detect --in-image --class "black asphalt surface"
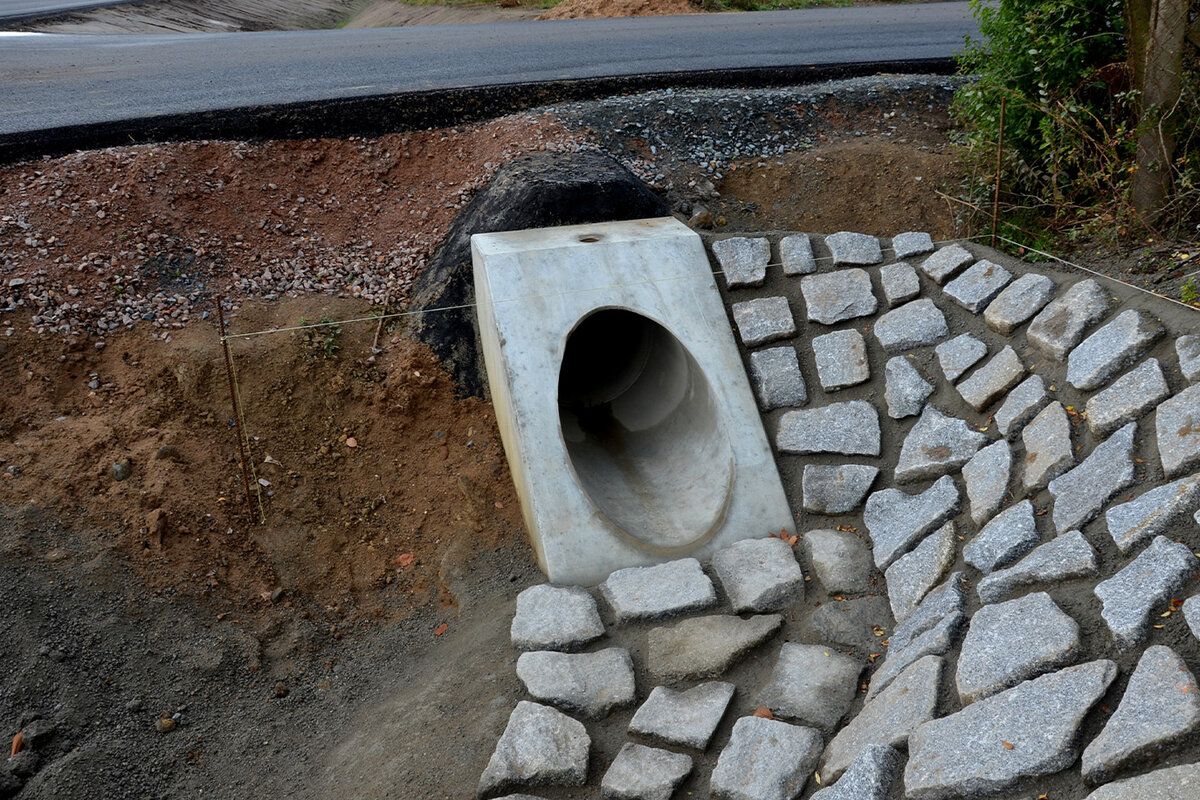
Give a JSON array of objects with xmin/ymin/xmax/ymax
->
[{"xmin": 0, "ymin": 0, "xmax": 132, "ymax": 20}]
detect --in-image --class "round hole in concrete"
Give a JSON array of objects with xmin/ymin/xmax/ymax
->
[{"xmin": 558, "ymin": 309, "xmax": 734, "ymax": 551}]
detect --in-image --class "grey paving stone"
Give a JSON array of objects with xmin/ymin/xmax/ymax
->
[
  {"xmin": 934, "ymin": 333, "xmax": 987, "ymax": 382},
  {"xmin": 872, "ymin": 298, "xmax": 949, "ymax": 353},
  {"xmin": 516, "ymin": 648, "xmax": 637, "ymax": 719},
  {"xmin": 1186, "ymin": 595, "xmax": 1200, "ymax": 641},
  {"xmin": 1049, "ymin": 421, "xmax": 1137, "ymax": 534},
  {"xmin": 812, "ymin": 328, "xmax": 870, "ymax": 391},
  {"xmin": 918, "ymin": 243, "xmax": 974, "ymax": 284},
  {"xmin": 885, "ymin": 521, "xmax": 955, "ymax": 624},
  {"xmin": 995, "ymin": 374, "xmax": 1049, "ymax": 440},
  {"xmin": 1177, "ymin": 334, "xmax": 1200, "ymax": 382},
  {"xmin": 758, "ymin": 642, "xmax": 863, "ymax": 729},
  {"xmin": 748, "ymin": 346, "xmax": 807, "ymax": 410},
  {"xmin": 777, "ymin": 401, "xmax": 880, "ymax": 456},
  {"xmin": 863, "ymin": 475, "xmax": 960, "ymax": 569},
  {"xmin": 879, "ymin": 262, "xmax": 919, "ymax": 308},
  {"xmin": 811, "ymin": 596, "xmax": 894, "ymax": 652},
  {"xmin": 1085, "ymin": 762, "xmax": 1200, "ymax": 799},
  {"xmin": 731, "ymin": 296, "xmax": 796, "ymax": 348},
  {"xmin": 802, "ymin": 464, "xmax": 879, "ymax": 515},
  {"xmin": 984, "ymin": 272, "xmax": 1057, "ymax": 335},
  {"xmin": 905, "ymin": 660, "xmax": 1117, "ymax": 799},
  {"xmin": 976, "ymin": 530, "xmax": 1099, "ymax": 604},
  {"xmin": 867, "ymin": 609, "xmax": 962, "ymax": 701},
  {"xmin": 825, "ymin": 231, "xmax": 883, "ymax": 266},
  {"xmin": 964, "ymin": 440, "xmax": 1011, "ymax": 526},
  {"xmin": 511, "ymin": 584, "xmax": 605, "ymax": 652},
  {"xmin": 955, "ymin": 592, "xmax": 1081, "ymax": 703},
  {"xmin": 884, "ymin": 356, "xmax": 933, "ymax": 419},
  {"xmin": 894, "ymin": 406, "xmax": 987, "ymax": 482},
  {"xmin": 1086, "ymin": 358, "xmax": 1169, "ymax": 438},
  {"xmin": 1021, "ymin": 401, "xmax": 1074, "ymax": 492},
  {"xmin": 1157, "ymin": 383, "xmax": 1200, "ymax": 477},
  {"xmin": 964, "ymin": 499, "xmax": 1041, "ymax": 574},
  {"xmin": 600, "ymin": 558, "xmax": 717, "ymax": 624},
  {"xmin": 801, "ymin": 268, "xmax": 878, "ymax": 325},
  {"xmin": 1106, "ymin": 472, "xmax": 1200, "ymax": 554},
  {"xmin": 600, "ymin": 743, "xmax": 692, "ymax": 800},
  {"xmin": 956, "ymin": 345, "xmax": 1026, "ymax": 411},
  {"xmin": 628, "ymin": 681, "xmax": 735, "ymax": 751},
  {"xmin": 713, "ymin": 236, "xmax": 770, "ymax": 288},
  {"xmin": 1095, "ymin": 535, "xmax": 1199, "ymax": 648},
  {"xmin": 711, "ymin": 717, "xmax": 822, "ymax": 800},
  {"xmin": 887, "ymin": 573, "xmax": 965, "ymax": 656},
  {"xmin": 780, "ymin": 233, "xmax": 816, "ymax": 276},
  {"xmin": 493, "ymin": 795, "xmax": 547, "ymax": 800},
  {"xmin": 712, "ymin": 536, "xmax": 805, "ymax": 614},
  {"xmin": 647, "ymin": 614, "xmax": 783, "ymax": 682},
  {"xmin": 804, "ymin": 528, "xmax": 876, "ymax": 594},
  {"xmin": 1082, "ymin": 645, "xmax": 1200, "ymax": 784},
  {"xmin": 891, "ymin": 231, "xmax": 935, "ymax": 260},
  {"xmin": 478, "ymin": 701, "xmax": 590, "ymax": 797},
  {"xmin": 820, "ymin": 655, "xmax": 944, "ymax": 782},
  {"xmin": 1027, "ymin": 278, "xmax": 1114, "ymax": 361},
  {"xmin": 943, "ymin": 259, "xmax": 1013, "ymax": 313},
  {"xmin": 1067, "ymin": 309, "xmax": 1165, "ymax": 391},
  {"xmin": 810, "ymin": 744, "xmax": 899, "ymax": 800}
]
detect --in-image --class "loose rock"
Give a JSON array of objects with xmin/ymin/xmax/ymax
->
[
  {"xmin": 824, "ymin": 231, "xmax": 882, "ymax": 266},
  {"xmin": 711, "ymin": 537, "xmax": 804, "ymax": 614},
  {"xmin": 599, "ymin": 558, "xmax": 716, "ymax": 624},
  {"xmin": 885, "ymin": 521, "xmax": 955, "ymax": 624},
  {"xmin": 934, "ymin": 333, "xmax": 986, "ymax": 383},
  {"xmin": 994, "ymin": 374, "xmax": 1049, "ymax": 440},
  {"xmin": 891, "ymin": 231, "xmax": 934, "ymax": 260},
  {"xmin": 515, "ymin": 648, "xmax": 636, "ymax": 719},
  {"xmin": 758, "ymin": 642, "xmax": 862, "ymax": 729},
  {"xmin": 647, "ymin": 614, "xmax": 782, "ymax": 682},
  {"xmin": 811, "ymin": 596, "xmax": 894, "ymax": 653},
  {"xmin": 983, "ymin": 272, "xmax": 1056, "ymax": 335},
  {"xmin": 731, "ymin": 296, "xmax": 796, "ymax": 348},
  {"xmin": 748, "ymin": 347, "xmax": 808, "ymax": 410},
  {"xmin": 1048, "ymin": 421, "xmax": 1137, "ymax": 534},
  {"xmin": 713, "ymin": 236, "xmax": 770, "ymax": 288},
  {"xmin": 883, "ymin": 356, "xmax": 933, "ymax": 419},
  {"xmin": 600, "ymin": 743, "xmax": 691, "ymax": 800},
  {"xmin": 478, "ymin": 701, "xmax": 590, "ymax": 797},
  {"xmin": 863, "ymin": 475, "xmax": 960, "ymax": 569},
  {"xmin": 1094, "ymin": 535, "xmax": 1198, "ymax": 648},
  {"xmin": 963, "ymin": 440, "xmax": 1011, "ymax": 526},
  {"xmin": 1156, "ymin": 383, "xmax": 1200, "ymax": 477},
  {"xmin": 777, "ymin": 401, "xmax": 880, "ymax": 456},
  {"xmin": 879, "ymin": 262, "xmax": 919, "ymax": 308},
  {"xmin": 711, "ymin": 717, "xmax": 822, "ymax": 800},
  {"xmin": 1066, "ymin": 308, "xmax": 1164, "ymax": 391},
  {"xmin": 1021, "ymin": 401, "xmax": 1074, "ymax": 492},
  {"xmin": 1105, "ymin": 472, "xmax": 1200, "ymax": 554},
  {"xmin": 976, "ymin": 531, "xmax": 1099, "ymax": 604},
  {"xmin": 1085, "ymin": 358, "xmax": 1169, "ymax": 438},
  {"xmin": 812, "ymin": 329, "xmax": 870, "ymax": 391},
  {"xmin": 956, "ymin": 345, "xmax": 1025, "ymax": 411},
  {"xmin": 942, "ymin": 258, "xmax": 1012, "ymax": 314},
  {"xmin": 1177, "ymin": 334, "xmax": 1200, "ymax": 382},
  {"xmin": 918, "ymin": 243, "xmax": 974, "ymax": 284},
  {"xmin": 1027, "ymin": 278, "xmax": 1113, "ymax": 361},
  {"xmin": 873, "ymin": 298, "xmax": 949, "ymax": 353},
  {"xmin": 963, "ymin": 499, "xmax": 1040, "ymax": 574},
  {"xmin": 628, "ymin": 681, "xmax": 735, "ymax": 750},
  {"xmin": 801, "ymin": 464, "xmax": 878, "ymax": 515},
  {"xmin": 510, "ymin": 584, "xmax": 605, "ymax": 652},
  {"xmin": 800, "ymin": 269, "xmax": 877, "ymax": 325},
  {"xmin": 894, "ymin": 406, "xmax": 987, "ymax": 483},
  {"xmin": 1084, "ymin": 762, "xmax": 1200, "ymax": 799},
  {"xmin": 780, "ymin": 233, "xmax": 816, "ymax": 275}
]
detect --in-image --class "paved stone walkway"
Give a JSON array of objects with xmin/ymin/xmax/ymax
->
[{"xmin": 476, "ymin": 231, "xmax": 1200, "ymax": 799}]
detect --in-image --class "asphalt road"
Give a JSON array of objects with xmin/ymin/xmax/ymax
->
[
  {"xmin": 0, "ymin": 0, "xmax": 132, "ymax": 20},
  {"xmin": 0, "ymin": 3, "xmax": 974, "ymax": 131}
]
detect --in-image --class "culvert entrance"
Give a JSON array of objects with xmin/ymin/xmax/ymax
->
[{"xmin": 557, "ymin": 308, "xmax": 734, "ymax": 551}]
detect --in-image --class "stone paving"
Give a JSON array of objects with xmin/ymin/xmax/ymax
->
[{"xmin": 477, "ymin": 231, "xmax": 1200, "ymax": 799}]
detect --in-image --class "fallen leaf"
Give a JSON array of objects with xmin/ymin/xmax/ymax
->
[
  {"xmin": 394, "ymin": 553, "xmax": 415, "ymax": 568},
  {"xmin": 1002, "ymin": 741, "xmax": 1014, "ymax": 750},
  {"xmin": 433, "ymin": 622, "xmax": 448, "ymax": 636},
  {"xmin": 345, "ymin": 437, "xmax": 358, "ymax": 448},
  {"xmin": 752, "ymin": 706, "xmax": 774, "ymax": 719},
  {"xmin": 813, "ymin": 772, "xmax": 822, "ymax": 785},
  {"xmin": 10, "ymin": 730, "xmax": 21, "ymax": 757}
]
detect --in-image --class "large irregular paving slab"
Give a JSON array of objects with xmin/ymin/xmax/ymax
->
[
  {"xmin": 905, "ymin": 660, "xmax": 1117, "ymax": 799},
  {"xmin": 825, "ymin": 231, "xmax": 883, "ymax": 266},
  {"xmin": 600, "ymin": 558, "xmax": 717, "ymax": 624},
  {"xmin": 810, "ymin": 744, "xmax": 899, "ymax": 800},
  {"xmin": 800, "ymin": 268, "xmax": 878, "ymax": 325},
  {"xmin": 894, "ymin": 406, "xmax": 987, "ymax": 483},
  {"xmin": 802, "ymin": 464, "xmax": 878, "ymax": 515},
  {"xmin": 1106, "ymin": 472, "xmax": 1200, "ymax": 554},
  {"xmin": 710, "ymin": 716, "xmax": 822, "ymax": 800},
  {"xmin": 811, "ymin": 596, "xmax": 894, "ymax": 653},
  {"xmin": 812, "ymin": 328, "xmax": 870, "ymax": 391},
  {"xmin": 758, "ymin": 642, "xmax": 862, "ymax": 729},
  {"xmin": 1085, "ymin": 762, "xmax": 1200, "ymax": 799},
  {"xmin": 955, "ymin": 592, "xmax": 1081, "ymax": 704},
  {"xmin": 868, "ymin": 599, "xmax": 964, "ymax": 700},
  {"xmin": 984, "ymin": 272, "xmax": 1057, "ymax": 335},
  {"xmin": 1066, "ymin": 308, "xmax": 1165, "ymax": 391},
  {"xmin": 884, "ymin": 356, "xmax": 933, "ymax": 418},
  {"xmin": 516, "ymin": 648, "xmax": 637, "ymax": 718},
  {"xmin": 819, "ymin": 655, "xmax": 944, "ymax": 783},
  {"xmin": 1185, "ymin": 595, "xmax": 1200, "ymax": 641},
  {"xmin": 748, "ymin": 347, "xmax": 808, "ymax": 410},
  {"xmin": 804, "ymin": 529, "xmax": 876, "ymax": 593},
  {"xmin": 1085, "ymin": 358, "xmax": 1169, "ymax": 438},
  {"xmin": 956, "ymin": 345, "xmax": 1026, "ymax": 411},
  {"xmin": 731, "ymin": 296, "xmax": 796, "ymax": 347},
  {"xmin": 864, "ymin": 475, "xmax": 960, "ymax": 569},
  {"xmin": 879, "ymin": 262, "xmax": 919, "ymax": 307},
  {"xmin": 995, "ymin": 374, "xmax": 1049, "ymax": 440},
  {"xmin": 780, "ymin": 233, "xmax": 817, "ymax": 276},
  {"xmin": 943, "ymin": 258, "xmax": 1013, "ymax": 313},
  {"xmin": 1048, "ymin": 421, "xmax": 1137, "ymax": 534},
  {"xmin": 712, "ymin": 537, "xmax": 805, "ymax": 613},
  {"xmin": 1156, "ymin": 383, "xmax": 1200, "ymax": 477},
  {"xmin": 1095, "ymin": 535, "xmax": 1199, "ymax": 648},
  {"xmin": 918, "ymin": 243, "xmax": 974, "ymax": 284},
  {"xmin": 713, "ymin": 236, "xmax": 770, "ymax": 288},
  {"xmin": 885, "ymin": 521, "xmax": 956, "ymax": 624},
  {"xmin": 1081, "ymin": 645, "xmax": 1200, "ymax": 784},
  {"xmin": 600, "ymin": 743, "xmax": 692, "ymax": 800},
  {"xmin": 478, "ymin": 701, "xmax": 590, "ymax": 798},
  {"xmin": 963, "ymin": 499, "xmax": 1040, "ymax": 574},
  {"xmin": 976, "ymin": 530, "xmax": 1099, "ymax": 604},
  {"xmin": 647, "ymin": 614, "xmax": 783, "ymax": 682},
  {"xmin": 891, "ymin": 231, "xmax": 935, "ymax": 260},
  {"xmin": 873, "ymin": 298, "xmax": 949, "ymax": 353},
  {"xmin": 935, "ymin": 333, "xmax": 987, "ymax": 382},
  {"xmin": 511, "ymin": 584, "xmax": 605, "ymax": 652},
  {"xmin": 963, "ymin": 440, "xmax": 1011, "ymax": 526},
  {"xmin": 887, "ymin": 573, "xmax": 966, "ymax": 657},
  {"xmin": 1178, "ymin": 334, "xmax": 1200, "ymax": 382},
  {"xmin": 628, "ymin": 681, "xmax": 735, "ymax": 750},
  {"xmin": 1021, "ymin": 401, "xmax": 1074, "ymax": 492},
  {"xmin": 1027, "ymin": 278, "xmax": 1113, "ymax": 361},
  {"xmin": 777, "ymin": 401, "xmax": 880, "ymax": 456}
]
